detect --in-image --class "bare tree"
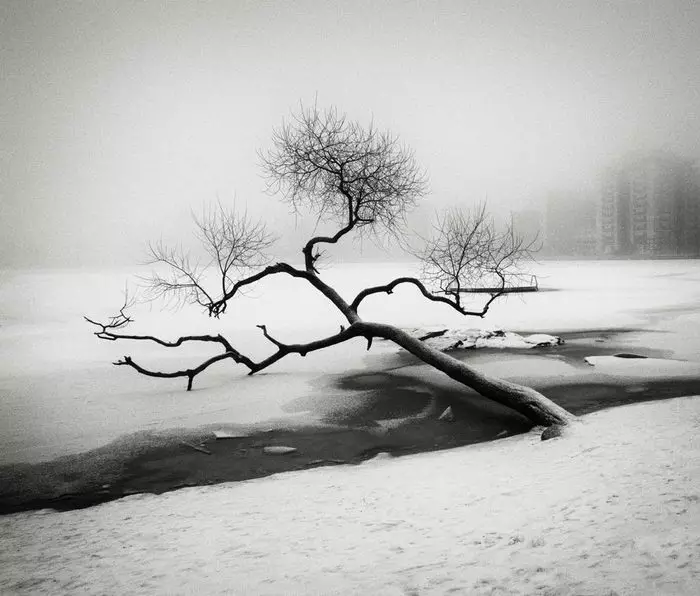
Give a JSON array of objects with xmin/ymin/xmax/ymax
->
[
  {"xmin": 87, "ymin": 104, "xmax": 574, "ymax": 429},
  {"xmin": 417, "ymin": 203, "xmax": 537, "ymax": 312},
  {"xmin": 261, "ymin": 104, "xmax": 425, "ymax": 273},
  {"xmin": 141, "ymin": 203, "xmax": 276, "ymax": 313}
]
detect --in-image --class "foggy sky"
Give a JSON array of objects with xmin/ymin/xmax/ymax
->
[{"xmin": 2, "ymin": 0, "xmax": 700, "ymax": 267}]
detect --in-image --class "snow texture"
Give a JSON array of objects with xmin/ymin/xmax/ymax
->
[
  {"xmin": 403, "ymin": 327, "xmax": 563, "ymax": 351},
  {"xmin": 2, "ymin": 396, "xmax": 699, "ymax": 595}
]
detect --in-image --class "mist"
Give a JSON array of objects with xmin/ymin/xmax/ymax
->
[{"xmin": 2, "ymin": 0, "xmax": 700, "ymax": 267}]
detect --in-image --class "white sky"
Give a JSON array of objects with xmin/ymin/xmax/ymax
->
[{"xmin": 2, "ymin": 0, "xmax": 700, "ymax": 266}]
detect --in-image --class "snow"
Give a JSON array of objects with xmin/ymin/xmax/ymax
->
[
  {"xmin": 3, "ymin": 260, "xmax": 700, "ymax": 464},
  {"xmin": 1, "ymin": 395, "xmax": 698, "ymax": 595},
  {"xmin": 345, "ymin": 259, "xmax": 700, "ymax": 335},
  {"xmin": 402, "ymin": 327, "xmax": 563, "ymax": 351},
  {"xmin": 2, "ymin": 260, "xmax": 700, "ymax": 592}
]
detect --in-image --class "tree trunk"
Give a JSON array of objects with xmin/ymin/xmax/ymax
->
[{"xmin": 356, "ymin": 321, "xmax": 574, "ymax": 427}]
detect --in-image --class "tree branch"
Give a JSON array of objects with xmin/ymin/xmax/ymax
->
[
  {"xmin": 248, "ymin": 324, "xmax": 366, "ymax": 374},
  {"xmin": 350, "ymin": 276, "xmax": 504, "ymax": 318},
  {"xmin": 209, "ymin": 261, "xmax": 360, "ymax": 324},
  {"xmin": 86, "ymin": 303, "xmax": 368, "ymax": 389},
  {"xmin": 413, "ymin": 202, "xmax": 537, "ymax": 313},
  {"xmin": 140, "ymin": 204, "xmax": 275, "ymax": 313},
  {"xmin": 115, "ymin": 353, "xmax": 237, "ymax": 392},
  {"xmin": 260, "ymin": 103, "xmax": 426, "ymax": 274},
  {"xmin": 302, "ymin": 216, "xmax": 356, "ymax": 273}
]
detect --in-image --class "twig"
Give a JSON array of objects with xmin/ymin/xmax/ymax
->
[{"xmin": 180, "ymin": 441, "xmax": 212, "ymax": 455}]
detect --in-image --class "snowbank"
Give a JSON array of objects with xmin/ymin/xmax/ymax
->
[
  {"xmin": 2, "ymin": 396, "xmax": 698, "ymax": 595},
  {"xmin": 402, "ymin": 327, "xmax": 563, "ymax": 351}
]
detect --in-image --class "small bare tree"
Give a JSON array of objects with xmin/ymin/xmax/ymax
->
[
  {"xmin": 141, "ymin": 203, "xmax": 275, "ymax": 312},
  {"xmin": 87, "ymin": 104, "xmax": 573, "ymax": 428},
  {"xmin": 418, "ymin": 204, "xmax": 536, "ymax": 309}
]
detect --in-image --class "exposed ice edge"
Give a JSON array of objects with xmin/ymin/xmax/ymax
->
[{"xmin": 397, "ymin": 327, "xmax": 564, "ymax": 351}]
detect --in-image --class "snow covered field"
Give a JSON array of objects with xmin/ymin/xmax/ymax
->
[{"xmin": 2, "ymin": 259, "xmax": 700, "ymax": 464}]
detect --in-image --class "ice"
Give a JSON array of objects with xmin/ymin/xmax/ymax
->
[
  {"xmin": 2, "ymin": 259, "xmax": 700, "ymax": 464},
  {"xmin": 584, "ymin": 355, "xmax": 700, "ymax": 378},
  {"xmin": 1, "ymin": 396, "xmax": 698, "ymax": 595}
]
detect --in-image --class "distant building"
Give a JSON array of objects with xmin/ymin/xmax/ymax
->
[
  {"xmin": 543, "ymin": 192, "xmax": 597, "ymax": 256},
  {"xmin": 600, "ymin": 152, "xmax": 700, "ymax": 256}
]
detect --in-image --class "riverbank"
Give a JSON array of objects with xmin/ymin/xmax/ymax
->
[{"xmin": 2, "ymin": 394, "xmax": 698, "ymax": 595}]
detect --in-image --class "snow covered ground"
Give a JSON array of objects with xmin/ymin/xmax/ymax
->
[
  {"xmin": 2, "ymin": 259, "xmax": 700, "ymax": 465},
  {"xmin": 1, "ymin": 395, "xmax": 698, "ymax": 595},
  {"xmin": 2, "ymin": 260, "xmax": 700, "ymax": 593}
]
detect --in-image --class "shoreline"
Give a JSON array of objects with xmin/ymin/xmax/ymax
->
[
  {"xmin": 2, "ymin": 395, "xmax": 699, "ymax": 594},
  {"xmin": 3, "ymin": 326, "xmax": 700, "ymax": 515}
]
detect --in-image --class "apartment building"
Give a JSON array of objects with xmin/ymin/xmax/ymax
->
[{"xmin": 600, "ymin": 153, "xmax": 700, "ymax": 256}]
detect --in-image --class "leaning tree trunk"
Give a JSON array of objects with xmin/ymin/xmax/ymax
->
[{"xmin": 355, "ymin": 321, "xmax": 574, "ymax": 427}]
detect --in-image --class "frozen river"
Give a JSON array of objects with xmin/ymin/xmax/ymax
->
[{"xmin": 2, "ymin": 259, "xmax": 700, "ymax": 464}]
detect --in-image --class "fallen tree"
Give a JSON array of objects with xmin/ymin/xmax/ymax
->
[{"xmin": 87, "ymin": 104, "xmax": 574, "ymax": 429}]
